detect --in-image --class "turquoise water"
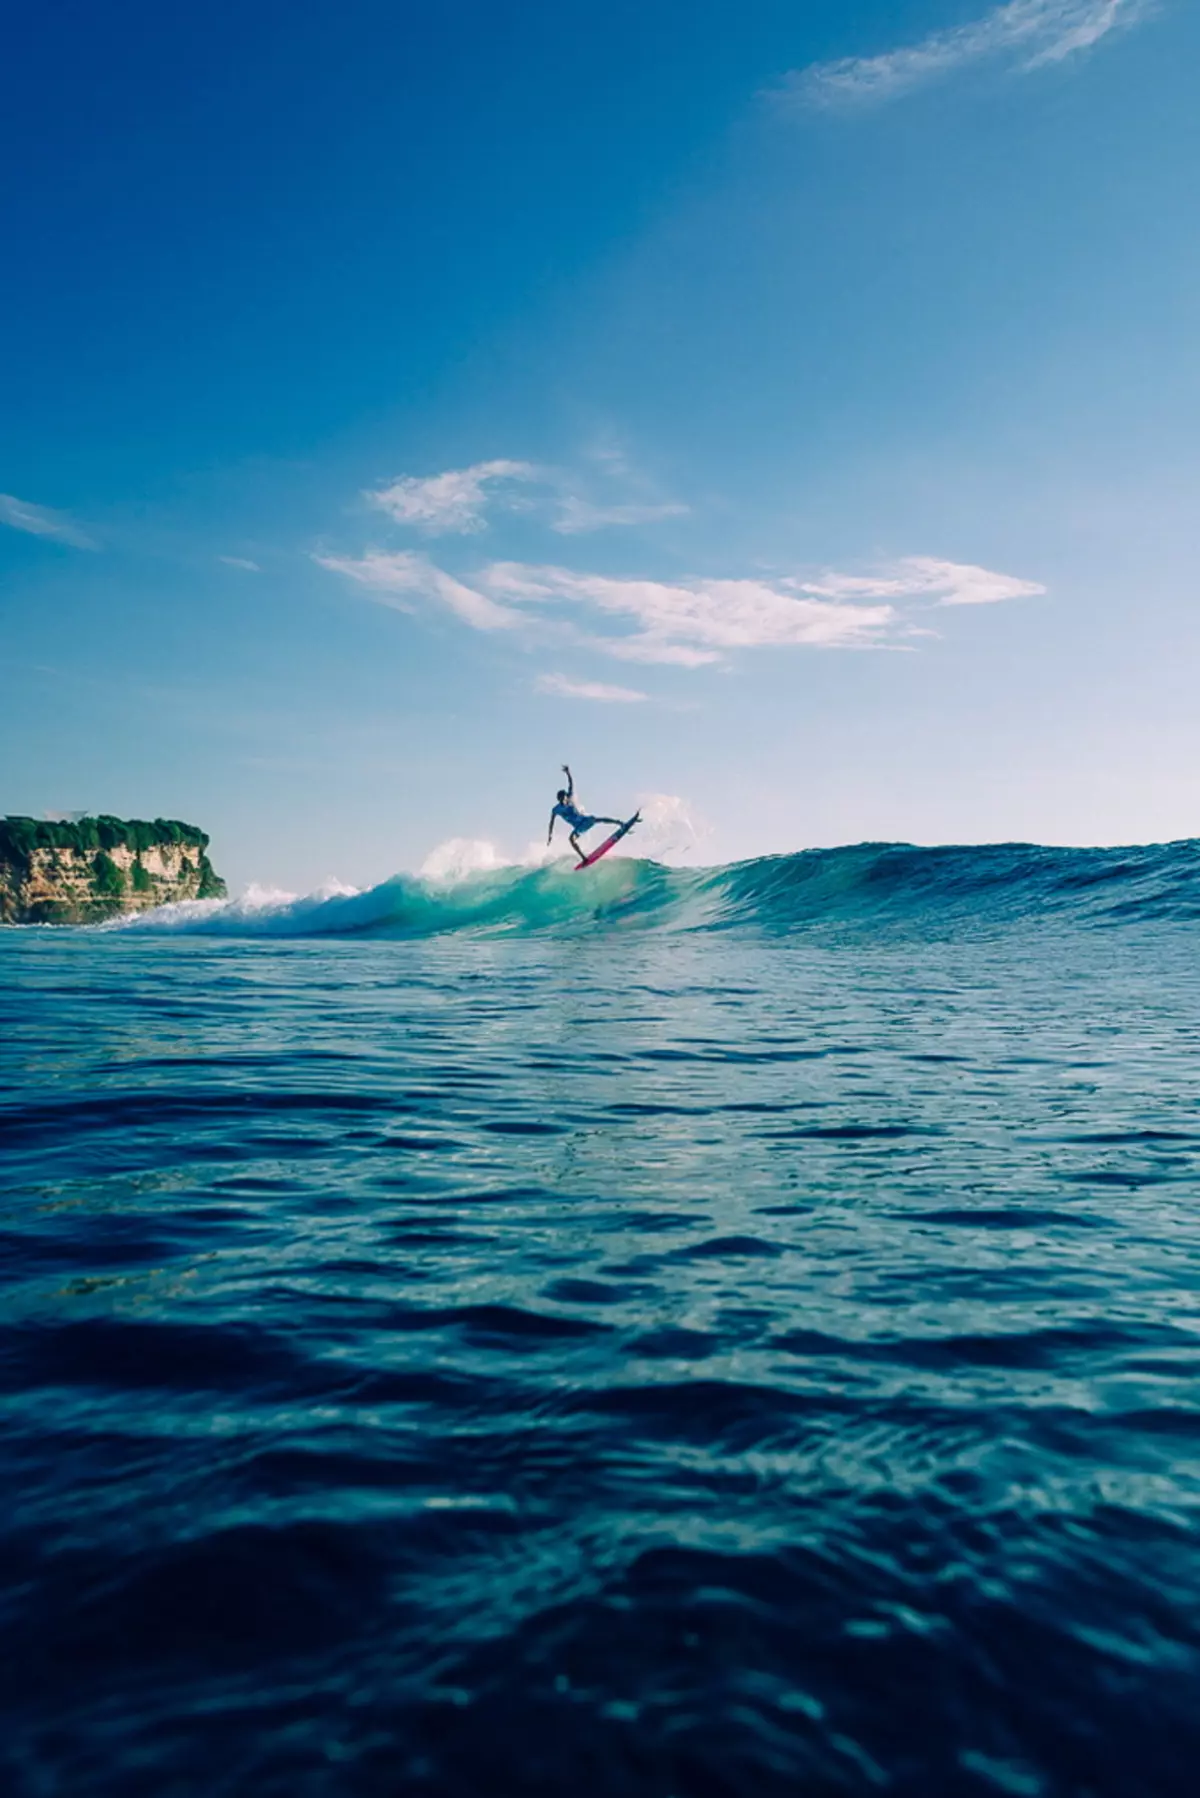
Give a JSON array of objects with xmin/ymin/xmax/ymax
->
[{"xmin": 2, "ymin": 843, "xmax": 1200, "ymax": 1795}]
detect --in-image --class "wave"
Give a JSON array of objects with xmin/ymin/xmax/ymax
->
[{"xmin": 108, "ymin": 839, "xmax": 1200, "ymax": 940}]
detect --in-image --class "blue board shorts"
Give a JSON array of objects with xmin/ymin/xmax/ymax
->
[{"xmin": 570, "ymin": 814, "xmax": 597, "ymax": 833}]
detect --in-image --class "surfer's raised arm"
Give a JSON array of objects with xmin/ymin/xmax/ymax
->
[{"xmin": 548, "ymin": 765, "xmax": 573, "ymax": 843}]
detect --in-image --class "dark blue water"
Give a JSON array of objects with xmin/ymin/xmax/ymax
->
[{"xmin": 3, "ymin": 844, "xmax": 1200, "ymax": 1796}]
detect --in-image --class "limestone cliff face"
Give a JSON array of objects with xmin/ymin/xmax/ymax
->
[{"xmin": 0, "ymin": 817, "xmax": 226, "ymax": 924}]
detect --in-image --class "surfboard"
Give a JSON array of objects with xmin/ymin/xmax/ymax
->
[{"xmin": 574, "ymin": 813, "xmax": 641, "ymax": 871}]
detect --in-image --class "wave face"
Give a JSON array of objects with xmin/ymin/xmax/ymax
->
[{"xmin": 114, "ymin": 838, "xmax": 1200, "ymax": 938}]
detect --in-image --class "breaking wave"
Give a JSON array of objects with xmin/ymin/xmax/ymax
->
[{"xmin": 110, "ymin": 839, "xmax": 1200, "ymax": 939}]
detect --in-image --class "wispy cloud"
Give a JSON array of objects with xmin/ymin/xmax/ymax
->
[
  {"xmin": 0, "ymin": 492, "xmax": 97, "ymax": 550},
  {"xmin": 218, "ymin": 555, "xmax": 261, "ymax": 572},
  {"xmin": 313, "ymin": 549, "xmax": 522, "ymax": 631},
  {"xmin": 536, "ymin": 673, "xmax": 649, "ymax": 703},
  {"xmin": 364, "ymin": 460, "xmax": 539, "ymax": 535},
  {"xmin": 363, "ymin": 452, "xmax": 687, "ymax": 539},
  {"xmin": 788, "ymin": 0, "xmax": 1151, "ymax": 107},
  {"xmin": 800, "ymin": 557, "xmax": 1045, "ymax": 606},
  {"xmin": 319, "ymin": 547, "xmax": 1042, "ymax": 666},
  {"xmin": 551, "ymin": 497, "xmax": 689, "ymax": 535},
  {"xmin": 484, "ymin": 563, "xmax": 899, "ymax": 663}
]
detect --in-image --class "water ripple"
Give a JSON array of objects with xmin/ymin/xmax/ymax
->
[{"xmin": 1, "ymin": 924, "xmax": 1199, "ymax": 1794}]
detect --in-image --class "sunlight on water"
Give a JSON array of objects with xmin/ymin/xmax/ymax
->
[{"xmin": 3, "ymin": 858, "xmax": 1200, "ymax": 1795}]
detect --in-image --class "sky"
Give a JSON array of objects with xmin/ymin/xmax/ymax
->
[{"xmin": 2, "ymin": 0, "xmax": 1198, "ymax": 890}]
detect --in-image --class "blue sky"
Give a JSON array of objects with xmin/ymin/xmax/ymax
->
[{"xmin": 2, "ymin": 0, "xmax": 1197, "ymax": 889}]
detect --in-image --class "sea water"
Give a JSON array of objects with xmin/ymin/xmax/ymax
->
[{"xmin": 2, "ymin": 842, "xmax": 1200, "ymax": 1796}]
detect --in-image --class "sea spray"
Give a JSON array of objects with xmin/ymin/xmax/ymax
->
[{"xmin": 107, "ymin": 838, "xmax": 1200, "ymax": 939}]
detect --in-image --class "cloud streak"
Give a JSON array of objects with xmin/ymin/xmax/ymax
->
[
  {"xmin": 313, "ymin": 549, "xmax": 522, "ymax": 632},
  {"xmin": 800, "ymin": 557, "xmax": 1045, "ymax": 607},
  {"xmin": 484, "ymin": 563, "xmax": 899, "ymax": 663},
  {"xmin": 365, "ymin": 460, "xmax": 539, "ymax": 535},
  {"xmin": 363, "ymin": 455, "xmax": 688, "ymax": 539},
  {"xmin": 551, "ymin": 497, "xmax": 689, "ymax": 535},
  {"xmin": 536, "ymin": 673, "xmax": 649, "ymax": 703},
  {"xmin": 0, "ymin": 492, "xmax": 97, "ymax": 550},
  {"xmin": 789, "ymin": 0, "xmax": 1151, "ymax": 107},
  {"xmin": 319, "ymin": 546, "xmax": 1043, "ymax": 670}
]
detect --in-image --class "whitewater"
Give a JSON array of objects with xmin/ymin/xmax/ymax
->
[
  {"xmin": 107, "ymin": 836, "xmax": 1200, "ymax": 938},
  {"xmin": 3, "ymin": 836, "xmax": 1200, "ymax": 1797}
]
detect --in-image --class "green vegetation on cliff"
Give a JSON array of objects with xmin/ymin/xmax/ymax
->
[
  {"xmin": 0, "ymin": 815, "xmax": 226, "ymax": 923},
  {"xmin": 0, "ymin": 815, "xmax": 210, "ymax": 860},
  {"xmin": 91, "ymin": 851, "xmax": 127, "ymax": 898}
]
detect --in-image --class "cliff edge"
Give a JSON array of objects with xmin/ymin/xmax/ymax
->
[{"xmin": 0, "ymin": 816, "xmax": 227, "ymax": 924}]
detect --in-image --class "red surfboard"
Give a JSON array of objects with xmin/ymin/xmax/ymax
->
[{"xmin": 574, "ymin": 813, "xmax": 641, "ymax": 871}]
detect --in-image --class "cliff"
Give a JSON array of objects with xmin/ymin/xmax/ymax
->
[{"xmin": 0, "ymin": 816, "xmax": 227, "ymax": 924}]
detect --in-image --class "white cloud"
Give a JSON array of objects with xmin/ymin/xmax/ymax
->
[
  {"xmin": 314, "ymin": 549, "xmax": 522, "ymax": 631},
  {"xmin": 0, "ymin": 492, "xmax": 96, "ymax": 550},
  {"xmin": 484, "ymin": 562, "xmax": 898, "ymax": 662},
  {"xmin": 799, "ymin": 556, "xmax": 1045, "ymax": 607},
  {"xmin": 910, "ymin": 556, "xmax": 1047, "ymax": 606},
  {"xmin": 598, "ymin": 637, "xmax": 721, "ymax": 669},
  {"xmin": 364, "ymin": 459, "xmax": 539, "ymax": 534},
  {"xmin": 218, "ymin": 555, "xmax": 261, "ymax": 572},
  {"xmin": 318, "ymin": 545, "xmax": 1041, "ymax": 668},
  {"xmin": 536, "ymin": 672, "xmax": 649, "ymax": 703},
  {"xmin": 789, "ymin": 0, "xmax": 1151, "ymax": 106},
  {"xmin": 551, "ymin": 497, "xmax": 690, "ymax": 535},
  {"xmin": 363, "ymin": 451, "xmax": 691, "ymax": 539}
]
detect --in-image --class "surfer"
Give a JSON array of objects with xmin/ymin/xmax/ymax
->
[{"xmin": 547, "ymin": 765, "xmax": 632, "ymax": 867}]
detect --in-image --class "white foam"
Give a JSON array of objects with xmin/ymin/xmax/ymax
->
[
  {"xmin": 417, "ymin": 793, "xmax": 708, "ymax": 880},
  {"xmin": 420, "ymin": 835, "xmax": 570, "ymax": 880},
  {"xmin": 103, "ymin": 794, "xmax": 709, "ymax": 939},
  {"xmin": 630, "ymin": 792, "xmax": 710, "ymax": 864},
  {"xmin": 109, "ymin": 877, "xmax": 361, "ymax": 934},
  {"xmin": 418, "ymin": 838, "xmax": 508, "ymax": 881}
]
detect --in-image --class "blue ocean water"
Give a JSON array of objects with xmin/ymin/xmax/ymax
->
[{"xmin": 3, "ymin": 841, "xmax": 1200, "ymax": 1797}]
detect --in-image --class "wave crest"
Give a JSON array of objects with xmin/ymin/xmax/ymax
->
[{"xmin": 108, "ymin": 840, "xmax": 1200, "ymax": 940}]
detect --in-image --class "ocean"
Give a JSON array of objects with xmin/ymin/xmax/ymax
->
[{"xmin": 3, "ymin": 840, "xmax": 1200, "ymax": 1797}]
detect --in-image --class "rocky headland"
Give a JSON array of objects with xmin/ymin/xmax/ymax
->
[{"xmin": 0, "ymin": 816, "xmax": 226, "ymax": 924}]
